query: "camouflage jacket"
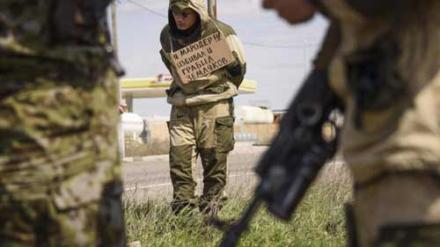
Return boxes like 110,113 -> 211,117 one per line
160,0 -> 246,107
0,0 -> 121,208
0,0 -> 113,75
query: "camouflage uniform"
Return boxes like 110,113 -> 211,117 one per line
160,0 -> 246,213
0,0 -> 125,246
320,0 -> 440,246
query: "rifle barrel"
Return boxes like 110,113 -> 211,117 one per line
219,197 -> 262,247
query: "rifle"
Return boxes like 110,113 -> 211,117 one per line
214,68 -> 342,247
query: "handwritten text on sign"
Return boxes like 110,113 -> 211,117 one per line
171,32 -> 234,84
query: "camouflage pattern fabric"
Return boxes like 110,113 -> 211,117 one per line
160,0 -> 246,107
320,0 -> 440,246
0,181 -> 124,247
375,222 -> 440,247
0,0 -> 125,245
0,66 -> 125,246
161,0 -> 245,214
353,173 -> 440,246
323,0 -> 440,184
168,100 -> 234,214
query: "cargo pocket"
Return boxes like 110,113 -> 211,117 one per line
215,116 -> 235,152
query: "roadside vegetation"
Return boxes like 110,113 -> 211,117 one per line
124,163 -> 351,247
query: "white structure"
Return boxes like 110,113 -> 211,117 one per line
234,105 -> 274,124
121,113 -> 144,136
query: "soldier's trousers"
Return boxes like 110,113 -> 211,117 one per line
168,99 -> 235,213
0,63 -> 125,246
349,173 -> 440,247
0,184 -> 125,247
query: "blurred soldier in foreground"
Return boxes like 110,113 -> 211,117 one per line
0,1 -> 125,246
160,0 -> 246,214
261,0 -> 440,246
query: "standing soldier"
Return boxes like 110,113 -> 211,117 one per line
263,0 -> 440,246
0,0 -> 125,246
159,0 -> 246,214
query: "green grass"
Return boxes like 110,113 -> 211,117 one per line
124,167 -> 351,247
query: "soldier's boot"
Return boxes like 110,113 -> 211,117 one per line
169,145 -> 198,214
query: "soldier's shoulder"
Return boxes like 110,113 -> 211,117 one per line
160,25 -> 171,38
213,20 -> 236,36
160,25 -> 171,49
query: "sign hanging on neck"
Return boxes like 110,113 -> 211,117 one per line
171,32 -> 234,85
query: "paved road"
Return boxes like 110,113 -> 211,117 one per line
122,143 -> 268,202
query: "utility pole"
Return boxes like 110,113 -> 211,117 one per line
111,1 -> 127,159
111,1 -> 118,52
110,0 -> 133,112
111,0 -> 132,112
110,1 -> 128,109
207,0 -> 217,19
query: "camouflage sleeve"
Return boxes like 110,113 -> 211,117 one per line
160,49 -> 173,74
219,21 -> 247,87
159,26 -> 174,74
160,26 -> 171,52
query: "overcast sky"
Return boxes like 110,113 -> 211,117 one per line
116,0 -> 329,117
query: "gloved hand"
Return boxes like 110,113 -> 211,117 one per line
167,91 -> 186,106
226,51 -> 243,77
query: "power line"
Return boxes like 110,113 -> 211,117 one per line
123,0 -> 316,49
125,0 -> 167,18
242,41 -> 308,49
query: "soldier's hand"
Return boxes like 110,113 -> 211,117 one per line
226,51 -> 243,77
262,0 -> 316,24
119,102 -> 128,114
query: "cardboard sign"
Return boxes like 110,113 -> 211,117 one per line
171,32 -> 234,85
